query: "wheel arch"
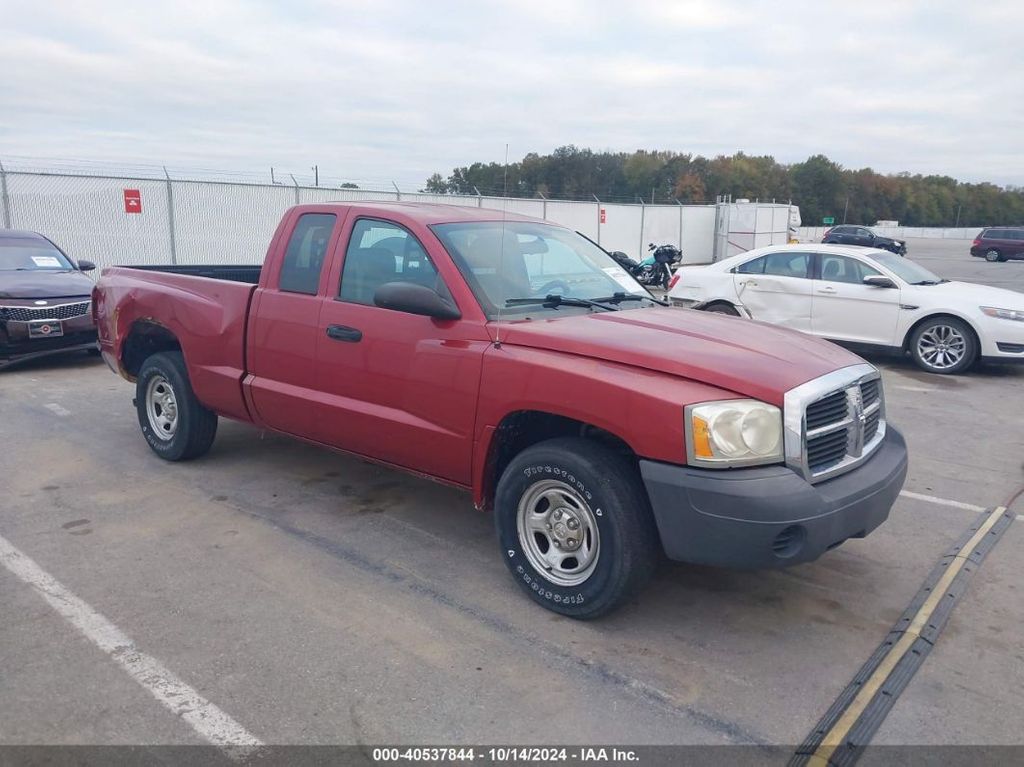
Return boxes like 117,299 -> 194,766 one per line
121,320 -> 183,379
475,410 -> 639,511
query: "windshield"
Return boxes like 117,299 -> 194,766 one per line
871,252 -> 944,285
430,222 -> 654,318
0,238 -> 74,271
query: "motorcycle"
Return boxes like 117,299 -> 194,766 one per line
609,244 -> 682,289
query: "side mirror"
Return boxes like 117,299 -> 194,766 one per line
374,281 -> 461,320
77,259 -> 96,272
863,275 -> 896,289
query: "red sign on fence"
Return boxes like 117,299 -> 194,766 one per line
600,208 -> 606,224
123,189 -> 142,214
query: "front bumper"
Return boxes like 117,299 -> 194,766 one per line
1,314 -> 98,368
640,427 -> 908,569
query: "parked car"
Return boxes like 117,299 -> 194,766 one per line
970,227 -> 1024,262
822,225 -> 906,255
93,203 -> 907,618
668,244 -> 1024,374
0,230 -> 98,369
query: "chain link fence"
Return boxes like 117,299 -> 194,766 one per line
0,163 -> 734,268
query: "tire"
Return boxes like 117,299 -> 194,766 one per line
984,249 -> 1002,263
703,302 -> 741,316
908,317 -> 977,375
135,351 -> 218,460
494,437 -> 659,619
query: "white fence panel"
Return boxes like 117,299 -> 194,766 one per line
403,192 -> 481,208
641,206 -> 682,256
599,204 -> 643,255
172,182 -> 295,265
545,200 -> 599,240
798,226 -> 983,241
6,173 -> 173,268
479,197 -> 547,219
681,207 -> 716,264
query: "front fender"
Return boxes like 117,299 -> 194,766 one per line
471,344 -> 738,508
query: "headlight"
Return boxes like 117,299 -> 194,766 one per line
981,306 -> 1024,322
685,399 -> 783,468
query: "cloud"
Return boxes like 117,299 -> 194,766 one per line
0,0 -> 1020,187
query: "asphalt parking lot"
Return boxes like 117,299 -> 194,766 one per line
1,238 -> 1022,754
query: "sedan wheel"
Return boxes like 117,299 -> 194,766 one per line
985,249 -> 1001,262
909,318 -> 976,374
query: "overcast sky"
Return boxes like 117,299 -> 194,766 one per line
1,0 -> 1021,189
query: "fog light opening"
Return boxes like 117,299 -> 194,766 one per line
772,525 -> 806,559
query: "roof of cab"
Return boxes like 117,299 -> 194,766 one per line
290,201 -> 550,226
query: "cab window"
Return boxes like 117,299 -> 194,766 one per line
763,252 -> 810,278
819,254 -> 882,284
735,256 -> 765,274
339,218 -> 449,305
279,213 -> 336,294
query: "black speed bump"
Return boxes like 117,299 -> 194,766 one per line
791,506 -> 1015,767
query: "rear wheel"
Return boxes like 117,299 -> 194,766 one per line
909,317 -> 977,375
495,437 -> 659,619
135,351 -> 218,460
984,249 -> 1003,263
703,302 -> 740,316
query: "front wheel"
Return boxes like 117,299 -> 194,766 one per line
135,351 -> 218,460
909,317 -> 977,375
494,437 -> 659,619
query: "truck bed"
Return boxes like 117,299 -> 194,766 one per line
94,265 -> 258,422
123,264 -> 262,284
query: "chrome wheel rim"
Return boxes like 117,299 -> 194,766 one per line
145,375 -> 179,439
516,479 -> 600,587
917,325 -> 967,370
985,250 -> 999,262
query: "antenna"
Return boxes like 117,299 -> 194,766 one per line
494,143 -> 509,347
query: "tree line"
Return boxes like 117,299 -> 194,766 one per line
423,147 -> 1024,227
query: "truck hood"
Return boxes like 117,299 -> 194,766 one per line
0,270 -> 95,299
498,307 -> 865,406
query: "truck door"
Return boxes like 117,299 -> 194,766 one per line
311,216 -> 488,485
246,211 -> 340,438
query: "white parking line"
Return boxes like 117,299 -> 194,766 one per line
44,403 -> 71,417
0,533 -> 263,754
898,490 -> 986,513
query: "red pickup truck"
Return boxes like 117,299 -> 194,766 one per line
94,202 -> 908,618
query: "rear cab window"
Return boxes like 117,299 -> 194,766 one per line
278,213 -> 336,294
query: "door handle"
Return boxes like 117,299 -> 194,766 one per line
744,280 -> 758,287
817,287 -> 837,294
326,324 -> 362,343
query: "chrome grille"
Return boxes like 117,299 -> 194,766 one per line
0,301 -> 90,322
806,391 -> 848,431
783,364 -> 887,484
807,427 -> 849,472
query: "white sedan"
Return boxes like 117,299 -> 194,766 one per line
667,244 -> 1024,374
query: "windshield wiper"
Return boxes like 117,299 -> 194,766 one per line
911,280 -> 943,285
591,291 -> 668,306
505,294 -> 619,311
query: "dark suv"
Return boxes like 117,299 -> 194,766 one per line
822,225 -> 907,255
970,227 -> 1024,262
